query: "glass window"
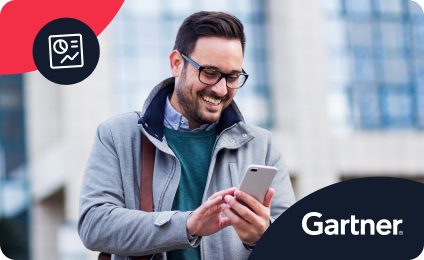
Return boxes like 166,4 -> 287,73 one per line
352,47 -> 375,82
351,85 -> 381,129
348,22 -> 374,47
126,0 -> 162,19
231,0 -> 252,17
120,21 -> 139,44
382,58 -> 409,84
354,59 -> 375,83
345,0 -> 371,13
0,85 -> 22,109
414,58 -> 424,84
323,0 -> 424,130
0,75 -> 29,260
412,24 -> 424,46
169,0 -> 194,18
345,0 -> 371,21
379,22 -> 406,48
416,84 -> 424,128
201,0 -> 230,12
138,21 -> 162,45
376,0 -> 403,15
380,86 -> 414,128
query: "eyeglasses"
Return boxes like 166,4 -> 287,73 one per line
181,53 -> 248,89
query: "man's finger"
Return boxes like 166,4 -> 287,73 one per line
222,204 -> 249,229
208,187 -> 236,201
234,190 -> 261,213
224,195 -> 261,225
223,205 -> 260,245
262,188 -> 275,208
196,195 -> 222,215
212,203 -> 225,213
223,205 -> 246,226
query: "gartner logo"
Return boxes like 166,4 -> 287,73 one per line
248,178 -> 424,260
302,212 -> 403,236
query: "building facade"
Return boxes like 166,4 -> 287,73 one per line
0,74 -> 28,260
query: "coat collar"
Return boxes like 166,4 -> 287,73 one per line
138,77 -> 246,142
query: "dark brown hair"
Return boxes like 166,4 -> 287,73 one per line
173,11 -> 246,61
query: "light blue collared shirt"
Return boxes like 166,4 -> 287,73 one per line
163,94 -> 219,132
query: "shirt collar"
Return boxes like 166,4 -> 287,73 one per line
164,94 -> 219,132
138,78 -> 243,141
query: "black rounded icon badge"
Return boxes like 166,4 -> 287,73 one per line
33,18 -> 100,85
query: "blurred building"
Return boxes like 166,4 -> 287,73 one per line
1,0 -> 422,259
0,74 -> 28,260
270,0 -> 424,198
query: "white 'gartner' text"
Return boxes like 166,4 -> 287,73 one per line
302,212 -> 403,235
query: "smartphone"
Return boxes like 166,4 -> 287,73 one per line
228,165 -> 277,217
238,165 -> 277,204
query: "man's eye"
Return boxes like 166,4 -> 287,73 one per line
228,75 -> 239,81
203,70 -> 219,76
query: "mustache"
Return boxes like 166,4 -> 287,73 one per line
199,91 -> 230,101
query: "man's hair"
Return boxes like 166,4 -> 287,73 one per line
173,11 -> 246,61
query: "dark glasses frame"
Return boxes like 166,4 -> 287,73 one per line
181,53 -> 249,89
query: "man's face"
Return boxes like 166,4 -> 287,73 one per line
172,37 -> 243,127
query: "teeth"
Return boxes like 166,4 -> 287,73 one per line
203,96 -> 221,105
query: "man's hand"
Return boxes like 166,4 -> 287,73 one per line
223,188 -> 275,245
186,187 -> 237,237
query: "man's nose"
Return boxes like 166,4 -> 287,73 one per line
211,77 -> 228,98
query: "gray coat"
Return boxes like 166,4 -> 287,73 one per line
78,78 -> 296,260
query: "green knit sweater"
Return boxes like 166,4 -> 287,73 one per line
164,126 -> 217,260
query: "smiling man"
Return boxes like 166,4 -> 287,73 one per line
170,36 -> 243,130
78,11 -> 296,260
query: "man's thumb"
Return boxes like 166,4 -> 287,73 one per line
262,188 -> 275,208
221,217 -> 232,229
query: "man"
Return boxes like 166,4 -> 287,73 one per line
78,11 -> 295,260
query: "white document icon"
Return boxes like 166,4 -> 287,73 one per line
49,34 -> 84,69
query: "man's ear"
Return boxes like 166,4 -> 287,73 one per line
170,50 -> 183,77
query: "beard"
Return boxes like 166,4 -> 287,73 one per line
175,67 -> 231,125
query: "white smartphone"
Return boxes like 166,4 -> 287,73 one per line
238,164 -> 277,204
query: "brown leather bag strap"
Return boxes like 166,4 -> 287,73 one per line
100,111 -> 155,260
134,111 -> 155,260
98,253 -> 111,260
139,133 -> 155,212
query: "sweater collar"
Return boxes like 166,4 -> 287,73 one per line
138,77 -> 244,141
